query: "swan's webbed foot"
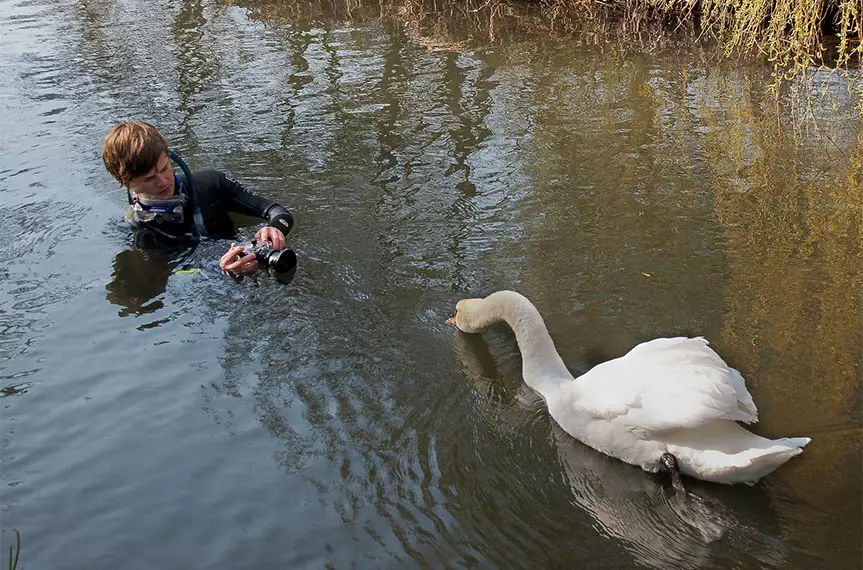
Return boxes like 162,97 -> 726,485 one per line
659,452 -> 688,495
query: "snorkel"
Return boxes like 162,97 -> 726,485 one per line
168,150 -> 206,237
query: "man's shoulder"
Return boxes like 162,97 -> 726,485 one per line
190,168 -> 226,183
191,169 -> 243,189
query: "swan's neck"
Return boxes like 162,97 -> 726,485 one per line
482,292 -> 573,393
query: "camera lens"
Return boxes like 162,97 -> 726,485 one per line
247,241 -> 297,273
266,249 -> 297,272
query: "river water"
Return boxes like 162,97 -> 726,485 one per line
1,0 -> 861,568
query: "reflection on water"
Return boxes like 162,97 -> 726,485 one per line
553,427 -> 792,570
106,248 -> 176,316
0,0 -> 860,568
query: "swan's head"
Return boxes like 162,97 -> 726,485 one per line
446,298 -> 488,333
448,291 -> 531,332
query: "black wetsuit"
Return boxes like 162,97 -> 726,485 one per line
126,169 -> 294,245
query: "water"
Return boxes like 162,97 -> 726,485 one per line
1,0 -> 861,568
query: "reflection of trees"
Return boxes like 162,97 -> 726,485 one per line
173,0 -> 222,145
71,0 -> 160,112
229,5 -> 513,292
705,93 -> 862,567
69,0 -> 224,152
512,53 -> 728,367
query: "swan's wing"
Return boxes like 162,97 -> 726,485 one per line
568,337 -> 758,434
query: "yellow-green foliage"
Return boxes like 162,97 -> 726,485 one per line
238,0 -> 862,70
533,0 -> 860,68
441,0 -> 861,69
659,0 -> 863,68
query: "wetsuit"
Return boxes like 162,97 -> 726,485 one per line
125,169 -> 294,245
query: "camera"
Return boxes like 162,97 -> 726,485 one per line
242,239 -> 297,273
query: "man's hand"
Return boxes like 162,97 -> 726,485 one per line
255,226 -> 286,251
220,243 -> 257,277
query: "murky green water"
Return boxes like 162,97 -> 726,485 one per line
1,0 -> 861,568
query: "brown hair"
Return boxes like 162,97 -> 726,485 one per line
102,121 -> 169,187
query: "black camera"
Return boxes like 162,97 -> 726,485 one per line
243,239 -> 297,273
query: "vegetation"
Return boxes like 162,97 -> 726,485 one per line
6,531 -> 19,570
538,0 -> 861,69
241,0 -> 861,71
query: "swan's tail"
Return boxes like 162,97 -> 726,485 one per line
674,430 -> 811,485
736,438 -> 810,484
780,437 -> 811,449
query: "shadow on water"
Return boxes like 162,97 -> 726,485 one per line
452,327 -> 804,570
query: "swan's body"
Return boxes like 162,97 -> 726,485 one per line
450,291 -> 810,485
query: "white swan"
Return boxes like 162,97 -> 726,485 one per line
447,290 -> 810,486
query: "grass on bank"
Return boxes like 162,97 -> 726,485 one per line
6,531 -> 20,570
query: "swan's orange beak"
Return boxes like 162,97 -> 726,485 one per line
446,312 -> 457,325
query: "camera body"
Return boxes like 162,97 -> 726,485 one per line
242,239 -> 297,273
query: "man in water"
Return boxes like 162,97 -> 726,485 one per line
102,121 -> 294,277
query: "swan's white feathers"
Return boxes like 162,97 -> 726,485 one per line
567,337 -> 758,435
451,291 -> 809,485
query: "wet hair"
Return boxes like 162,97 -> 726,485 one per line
102,121 -> 169,187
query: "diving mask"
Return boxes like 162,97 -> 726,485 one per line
129,192 -> 187,225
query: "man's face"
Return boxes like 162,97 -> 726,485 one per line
128,153 -> 175,197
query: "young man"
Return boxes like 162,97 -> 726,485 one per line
102,121 -> 294,277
